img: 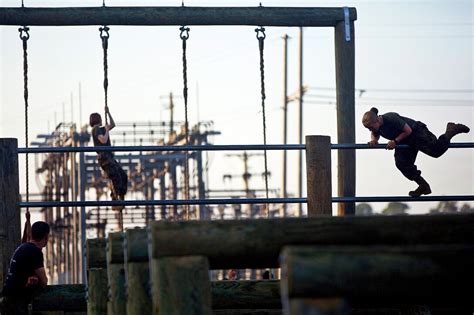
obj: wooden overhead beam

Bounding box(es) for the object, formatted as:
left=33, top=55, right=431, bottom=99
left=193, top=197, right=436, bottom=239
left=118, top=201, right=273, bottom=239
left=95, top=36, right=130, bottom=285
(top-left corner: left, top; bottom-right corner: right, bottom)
left=0, top=6, right=356, bottom=26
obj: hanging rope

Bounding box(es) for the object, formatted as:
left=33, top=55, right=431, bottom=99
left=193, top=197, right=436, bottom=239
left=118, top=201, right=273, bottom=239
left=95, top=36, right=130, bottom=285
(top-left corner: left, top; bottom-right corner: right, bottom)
left=99, top=26, right=110, bottom=124
left=255, top=26, right=270, bottom=217
left=180, top=25, right=191, bottom=220
left=19, top=25, right=31, bottom=242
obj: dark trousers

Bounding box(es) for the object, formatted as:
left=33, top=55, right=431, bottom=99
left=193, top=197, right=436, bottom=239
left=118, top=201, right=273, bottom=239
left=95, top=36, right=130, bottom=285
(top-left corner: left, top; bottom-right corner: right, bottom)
left=98, top=154, right=128, bottom=198
left=394, top=122, right=450, bottom=181
left=1, top=295, right=30, bottom=315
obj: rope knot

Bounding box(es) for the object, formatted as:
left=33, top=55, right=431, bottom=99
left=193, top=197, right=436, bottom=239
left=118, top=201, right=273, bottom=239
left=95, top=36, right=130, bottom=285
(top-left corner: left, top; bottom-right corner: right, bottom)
left=18, top=26, right=30, bottom=41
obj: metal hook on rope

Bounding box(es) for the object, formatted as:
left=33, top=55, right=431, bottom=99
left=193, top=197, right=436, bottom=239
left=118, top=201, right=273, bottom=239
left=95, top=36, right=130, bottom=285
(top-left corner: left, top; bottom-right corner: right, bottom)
left=99, top=26, right=110, bottom=124
left=179, top=25, right=191, bottom=219
left=255, top=26, right=270, bottom=217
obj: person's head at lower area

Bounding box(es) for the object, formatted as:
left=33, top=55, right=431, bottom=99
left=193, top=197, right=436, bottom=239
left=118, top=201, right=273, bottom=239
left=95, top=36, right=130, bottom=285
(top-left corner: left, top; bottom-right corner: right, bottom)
left=89, top=112, right=102, bottom=127
left=362, top=107, right=381, bottom=132
left=31, top=221, right=50, bottom=248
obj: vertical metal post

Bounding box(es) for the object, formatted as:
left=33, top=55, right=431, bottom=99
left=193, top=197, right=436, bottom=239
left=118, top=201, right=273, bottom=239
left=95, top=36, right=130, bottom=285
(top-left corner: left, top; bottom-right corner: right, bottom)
left=297, top=27, right=304, bottom=217
left=79, top=151, right=87, bottom=284
left=281, top=34, right=289, bottom=218
left=159, top=162, right=167, bottom=220
left=335, top=18, right=356, bottom=216
left=196, top=150, right=206, bottom=219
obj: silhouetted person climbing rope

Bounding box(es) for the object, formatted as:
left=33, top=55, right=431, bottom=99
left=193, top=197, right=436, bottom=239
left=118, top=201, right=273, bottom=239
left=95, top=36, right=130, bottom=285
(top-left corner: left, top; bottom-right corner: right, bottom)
left=362, top=107, right=470, bottom=197
left=90, top=107, right=128, bottom=211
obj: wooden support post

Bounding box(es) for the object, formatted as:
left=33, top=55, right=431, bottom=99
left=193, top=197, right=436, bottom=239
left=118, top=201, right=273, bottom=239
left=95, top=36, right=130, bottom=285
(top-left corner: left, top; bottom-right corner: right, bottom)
left=124, top=228, right=152, bottom=315
left=87, top=267, right=108, bottom=315
left=335, top=18, right=356, bottom=216
left=106, top=232, right=126, bottom=315
left=150, top=256, right=212, bottom=315
left=280, top=245, right=474, bottom=307
left=305, top=135, right=332, bottom=217
left=86, top=238, right=108, bottom=314
left=212, top=280, right=281, bottom=310
left=86, top=238, right=107, bottom=269
left=149, top=214, right=474, bottom=269
left=0, top=138, right=21, bottom=286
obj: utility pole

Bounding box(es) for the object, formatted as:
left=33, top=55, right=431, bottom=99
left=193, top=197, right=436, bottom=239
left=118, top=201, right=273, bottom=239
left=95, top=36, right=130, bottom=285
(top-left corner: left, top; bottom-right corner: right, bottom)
left=297, top=27, right=304, bottom=217
left=169, top=92, right=174, bottom=136
left=281, top=34, right=289, bottom=218
left=78, top=82, right=82, bottom=127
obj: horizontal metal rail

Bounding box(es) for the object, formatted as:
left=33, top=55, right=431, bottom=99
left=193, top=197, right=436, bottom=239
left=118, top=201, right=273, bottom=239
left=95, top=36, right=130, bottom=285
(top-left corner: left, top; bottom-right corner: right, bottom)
left=19, top=195, right=474, bottom=208
left=0, top=6, right=357, bottom=27
left=17, top=142, right=474, bottom=153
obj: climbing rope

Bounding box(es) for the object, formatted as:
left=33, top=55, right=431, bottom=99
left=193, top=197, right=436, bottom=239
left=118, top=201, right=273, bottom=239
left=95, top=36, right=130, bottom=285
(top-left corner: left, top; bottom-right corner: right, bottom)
left=19, top=25, right=31, bottom=242
left=180, top=25, right=190, bottom=219
left=99, top=26, right=110, bottom=124
left=255, top=26, right=270, bottom=217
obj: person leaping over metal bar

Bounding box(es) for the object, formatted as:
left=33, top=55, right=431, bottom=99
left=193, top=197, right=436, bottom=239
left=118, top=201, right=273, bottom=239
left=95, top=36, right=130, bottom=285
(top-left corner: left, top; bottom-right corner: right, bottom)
left=90, top=107, right=128, bottom=211
left=362, top=107, right=470, bottom=197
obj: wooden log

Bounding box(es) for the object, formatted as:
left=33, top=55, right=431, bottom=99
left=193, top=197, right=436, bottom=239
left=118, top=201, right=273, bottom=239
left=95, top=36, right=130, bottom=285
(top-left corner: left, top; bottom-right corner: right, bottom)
left=213, top=311, right=282, bottom=315
left=150, top=256, right=212, bottom=315
left=305, top=135, right=332, bottom=217
left=107, top=232, right=124, bottom=264
left=106, top=232, right=126, bottom=315
left=0, top=138, right=21, bottom=285
left=86, top=238, right=107, bottom=269
left=0, top=7, right=357, bottom=27
left=280, top=245, right=474, bottom=306
left=87, top=267, right=108, bottom=315
left=335, top=18, right=356, bottom=216
left=125, top=227, right=148, bottom=263
left=31, top=284, right=87, bottom=311
left=126, top=261, right=152, bottom=315
left=212, top=280, right=281, bottom=310
left=149, top=213, right=474, bottom=269
left=284, top=298, right=349, bottom=315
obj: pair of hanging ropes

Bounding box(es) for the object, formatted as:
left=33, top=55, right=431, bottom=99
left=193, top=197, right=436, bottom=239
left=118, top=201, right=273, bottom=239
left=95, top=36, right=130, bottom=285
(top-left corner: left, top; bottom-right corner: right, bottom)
left=19, top=25, right=32, bottom=242
left=179, top=27, right=269, bottom=218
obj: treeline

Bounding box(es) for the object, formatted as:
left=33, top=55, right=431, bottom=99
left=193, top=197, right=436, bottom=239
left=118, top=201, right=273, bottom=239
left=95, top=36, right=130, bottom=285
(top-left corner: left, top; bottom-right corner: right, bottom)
left=356, top=201, right=474, bottom=216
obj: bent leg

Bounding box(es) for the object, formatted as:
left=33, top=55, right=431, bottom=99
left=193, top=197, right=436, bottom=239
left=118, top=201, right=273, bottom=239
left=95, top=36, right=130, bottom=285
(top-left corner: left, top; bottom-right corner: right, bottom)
left=394, top=147, right=420, bottom=180
left=413, top=125, right=449, bottom=158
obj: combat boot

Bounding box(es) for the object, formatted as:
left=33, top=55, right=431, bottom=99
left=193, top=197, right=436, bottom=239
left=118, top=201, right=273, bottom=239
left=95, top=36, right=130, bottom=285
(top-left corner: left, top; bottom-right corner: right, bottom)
left=445, top=122, right=470, bottom=140
left=409, top=176, right=432, bottom=197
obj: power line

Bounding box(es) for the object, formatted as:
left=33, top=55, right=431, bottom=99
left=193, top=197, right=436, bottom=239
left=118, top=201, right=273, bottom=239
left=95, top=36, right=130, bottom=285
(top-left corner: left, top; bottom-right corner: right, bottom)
left=308, top=87, right=474, bottom=94
left=305, top=94, right=473, bottom=104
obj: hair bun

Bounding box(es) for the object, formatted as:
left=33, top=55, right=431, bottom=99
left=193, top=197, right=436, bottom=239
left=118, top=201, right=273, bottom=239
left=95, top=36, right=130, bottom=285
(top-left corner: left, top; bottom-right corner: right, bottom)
left=370, top=107, right=378, bottom=115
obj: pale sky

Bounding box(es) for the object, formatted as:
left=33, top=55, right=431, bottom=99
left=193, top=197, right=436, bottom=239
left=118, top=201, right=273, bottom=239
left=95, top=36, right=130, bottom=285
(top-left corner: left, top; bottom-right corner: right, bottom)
left=1, top=0, right=473, bottom=215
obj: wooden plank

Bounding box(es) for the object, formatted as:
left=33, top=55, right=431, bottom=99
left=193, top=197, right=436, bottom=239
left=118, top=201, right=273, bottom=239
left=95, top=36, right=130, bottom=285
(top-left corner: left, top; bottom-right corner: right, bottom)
left=0, top=138, right=21, bottom=285
left=335, top=19, right=356, bottom=216
left=126, top=261, right=152, bottom=315
left=150, top=256, right=212, bottom=315
left=107, top=232, right=124, bottom=264
left=31, top=284, right=87, bottom=311
left=149, top=214, right=474, bottom=268
left=280, top=245, right=474, bottom=306
left=0, top=7, right=357, bottom=27
left=87, top=268, right=108, bottom=315
left=86, top=238, right=107, bottom=269
left=305, top=135, right=332, bottom=217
